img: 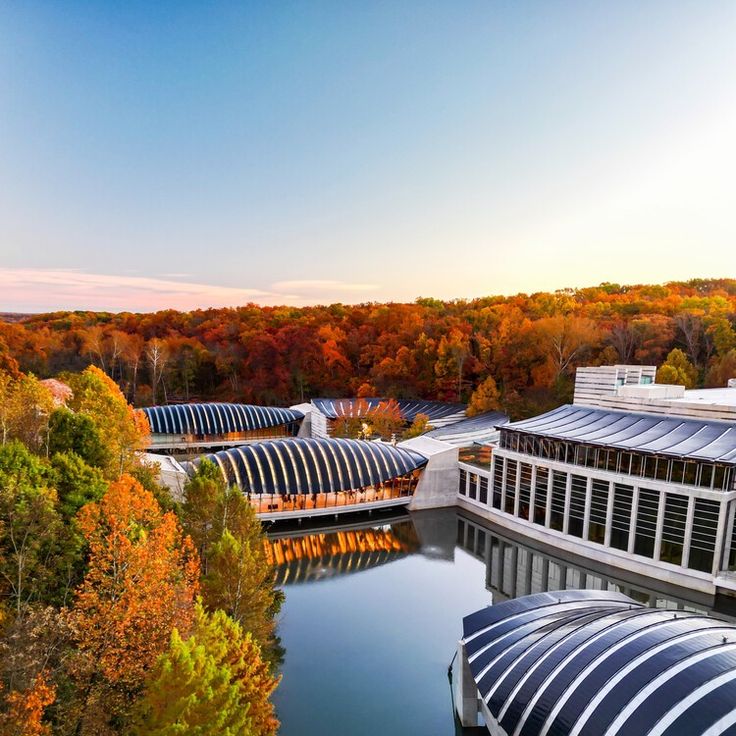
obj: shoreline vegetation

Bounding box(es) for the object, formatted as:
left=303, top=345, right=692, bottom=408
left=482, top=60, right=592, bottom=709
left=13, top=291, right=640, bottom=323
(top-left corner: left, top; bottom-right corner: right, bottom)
left=0, top=366, right=281, bottom=736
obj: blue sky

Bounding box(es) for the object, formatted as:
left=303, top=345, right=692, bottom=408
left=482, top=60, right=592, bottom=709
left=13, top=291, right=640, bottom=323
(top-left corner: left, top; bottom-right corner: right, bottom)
left=1, top=1, right=734, bottom=311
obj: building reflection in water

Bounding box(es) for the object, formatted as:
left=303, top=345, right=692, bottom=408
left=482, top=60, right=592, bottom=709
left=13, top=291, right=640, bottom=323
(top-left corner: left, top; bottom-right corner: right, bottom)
left=455, top=511, right=728, bottom=617
left=264, top=507, right=729, bottom=618
left=265, top=517, right=421, bottom=586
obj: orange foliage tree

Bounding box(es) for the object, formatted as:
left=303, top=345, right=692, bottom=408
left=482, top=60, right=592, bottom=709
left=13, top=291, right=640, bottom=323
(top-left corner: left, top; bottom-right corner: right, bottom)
left=71, top=475, right=199, bottom=729
left=0, top=671, right=56, bottom=736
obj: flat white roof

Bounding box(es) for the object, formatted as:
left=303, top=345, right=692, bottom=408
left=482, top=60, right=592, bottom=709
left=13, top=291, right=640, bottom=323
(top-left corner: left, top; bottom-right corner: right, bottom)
left=677, top=388, right=736, bottom=407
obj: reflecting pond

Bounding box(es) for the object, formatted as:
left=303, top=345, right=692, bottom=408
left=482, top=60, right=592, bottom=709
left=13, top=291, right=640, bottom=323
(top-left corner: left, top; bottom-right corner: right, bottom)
left=266, top=507, right=727, bottom=735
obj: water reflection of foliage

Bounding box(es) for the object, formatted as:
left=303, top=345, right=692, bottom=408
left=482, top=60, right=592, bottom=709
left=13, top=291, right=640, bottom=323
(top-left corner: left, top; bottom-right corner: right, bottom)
left=264, top=522, right=421, bottom=585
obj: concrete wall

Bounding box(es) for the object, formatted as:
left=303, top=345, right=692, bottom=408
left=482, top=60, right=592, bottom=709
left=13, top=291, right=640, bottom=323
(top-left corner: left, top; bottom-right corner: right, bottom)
left=455, top=641, right=482, bottom=729
left=590, top=393, right=736, bottom=422
left=144, top=453, right=189, bottom=502
left=289, top=402, right=313, bottom=438
left=400, top=436, right=459, bottom=510
left=573, top=365, right=657, bottom=405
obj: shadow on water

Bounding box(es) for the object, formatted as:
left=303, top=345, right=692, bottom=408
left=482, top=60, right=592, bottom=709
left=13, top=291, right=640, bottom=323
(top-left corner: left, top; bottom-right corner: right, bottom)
left=265, top=506, right=729, bottom=736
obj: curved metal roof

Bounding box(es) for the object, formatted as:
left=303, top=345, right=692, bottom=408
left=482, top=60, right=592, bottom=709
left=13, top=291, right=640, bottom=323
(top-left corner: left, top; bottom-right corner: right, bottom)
left=462, top=590, right=736, bottom=736
left=142, top=403, right=303, bottom=436
left=311, top=398, right=466, bottom=424
left=504, top=404, right=736, bottom=464
left=426, top=410, right=508, bottom=446
left=190, top=437, right=428, bottom=494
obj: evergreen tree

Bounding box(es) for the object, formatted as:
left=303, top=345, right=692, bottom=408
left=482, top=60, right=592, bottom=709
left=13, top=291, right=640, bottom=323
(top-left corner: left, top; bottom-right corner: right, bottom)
left=0, top=442, right=63, bottom=615
left=49, top=452, right=107, bottom=520
left=133, top=603, right=278, bottom=736
left=181, top=463, right=283, bottom=657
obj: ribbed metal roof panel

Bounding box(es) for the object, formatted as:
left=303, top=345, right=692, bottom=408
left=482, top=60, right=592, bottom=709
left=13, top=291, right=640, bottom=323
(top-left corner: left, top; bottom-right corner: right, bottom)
left=462, top=590, right=736, bottom=736
left=142, top=402, right=303, bottom=436
left=504, top=405, right=736, bottom=463
left=311, top=397, right=466, bottom=422
left=189, top=438, right=427, bottom=494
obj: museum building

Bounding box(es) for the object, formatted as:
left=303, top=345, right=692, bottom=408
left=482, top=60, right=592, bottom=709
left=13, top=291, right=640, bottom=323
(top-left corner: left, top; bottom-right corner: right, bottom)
left=458, top=366, right=736, bottom=595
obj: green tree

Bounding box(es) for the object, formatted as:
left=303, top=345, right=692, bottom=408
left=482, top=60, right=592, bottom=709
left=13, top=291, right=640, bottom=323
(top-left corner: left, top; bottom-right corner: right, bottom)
left=0, top=443, right=62, bottom=616
left=181, top=463, right=282, bottom=656
left=204, top=529, right=279, bottom=651
left=180, top=460, right=224, bottom=576
left=132, top=603, right=279, bottom=736
left=49, top=451, right=107, bottom=520
left=47, top=408, right=110, bottom=472
left=656, top=348, right=698, bottom=388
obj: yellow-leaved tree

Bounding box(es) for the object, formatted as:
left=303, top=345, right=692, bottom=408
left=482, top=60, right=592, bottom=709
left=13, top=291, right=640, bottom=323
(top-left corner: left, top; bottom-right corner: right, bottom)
left=64, top=366, right=149, bottom=478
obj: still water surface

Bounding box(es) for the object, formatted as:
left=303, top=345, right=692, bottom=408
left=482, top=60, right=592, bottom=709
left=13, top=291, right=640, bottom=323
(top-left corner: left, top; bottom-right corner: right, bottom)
left=266, top=508, right=724, bottom=736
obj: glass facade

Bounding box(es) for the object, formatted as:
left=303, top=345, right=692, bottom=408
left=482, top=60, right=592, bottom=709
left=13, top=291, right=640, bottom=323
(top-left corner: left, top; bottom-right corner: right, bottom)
left=475, top=449, right=730, bottom=577
left=248, top=470, right=420, bottom=514
left=499, top=429, right=735, bottom=492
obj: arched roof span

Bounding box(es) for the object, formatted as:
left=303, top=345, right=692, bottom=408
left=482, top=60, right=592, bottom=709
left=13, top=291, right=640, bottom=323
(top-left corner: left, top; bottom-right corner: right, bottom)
left=311, top=398, right=466, bottom=424
left=191, top=437, right=428, bottom=494
left=142, top=403, right=303, bottom=436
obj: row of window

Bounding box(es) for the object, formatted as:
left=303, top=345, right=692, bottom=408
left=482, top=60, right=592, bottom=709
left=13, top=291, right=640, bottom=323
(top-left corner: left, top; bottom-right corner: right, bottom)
left=498, top=429, right=735, bottom=492
left=455, top=517, right=705, bottom=614
left=459, top=459, right=725, bottom=574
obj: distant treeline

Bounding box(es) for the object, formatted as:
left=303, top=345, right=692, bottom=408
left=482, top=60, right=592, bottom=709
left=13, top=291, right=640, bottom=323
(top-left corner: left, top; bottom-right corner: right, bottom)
left=2, top=278, right=735, bottom=419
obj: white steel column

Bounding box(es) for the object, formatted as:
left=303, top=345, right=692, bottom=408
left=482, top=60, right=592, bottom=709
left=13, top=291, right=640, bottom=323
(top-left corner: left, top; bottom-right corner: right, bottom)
left=545, top=469, right=553, bottom=528
left=604, top=480, right=614, bottom=548
left=713, top=501, right=736, bottom=575
left=583, top=475, right=593, bottom=540
left=488, top=454, right=496, bottom=507
left=714, top=497, right=733, bottom=575
left=562, top=473, right=572, bottom=535
left=501, top=456, right=508, bottom=513
left=654, top=490, right=666, bottom=561
left=513, top=463, right=522, bottom=517
left=681, top=495, right=696, bottom=569
left=628, top=486, right=640, bottom=555
left=529, top=464, right=538, bottom=519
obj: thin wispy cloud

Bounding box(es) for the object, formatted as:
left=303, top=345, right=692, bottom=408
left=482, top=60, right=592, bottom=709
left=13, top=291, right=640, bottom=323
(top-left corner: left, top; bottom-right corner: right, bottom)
left=0, top=269, right=381, bottom=313
left=0, top=268, right=292, bottom=312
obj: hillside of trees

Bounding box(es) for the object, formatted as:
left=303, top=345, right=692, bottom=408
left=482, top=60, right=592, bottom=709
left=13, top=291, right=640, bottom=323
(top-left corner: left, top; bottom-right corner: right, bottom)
left=1, top=279, right=735, bottom=419
left=0, top=367, right=282, bottom=735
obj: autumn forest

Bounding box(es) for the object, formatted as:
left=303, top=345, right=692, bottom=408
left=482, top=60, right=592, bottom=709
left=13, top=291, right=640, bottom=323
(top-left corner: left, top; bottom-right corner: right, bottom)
left=2, top=279, right=736, bottom=419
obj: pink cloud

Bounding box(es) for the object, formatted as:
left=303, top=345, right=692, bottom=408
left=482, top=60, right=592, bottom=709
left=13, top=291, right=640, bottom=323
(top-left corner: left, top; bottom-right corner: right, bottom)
left=0, top=268, right=296, bottom=312
left=0, top=269, right=382, bottom=313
